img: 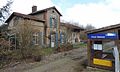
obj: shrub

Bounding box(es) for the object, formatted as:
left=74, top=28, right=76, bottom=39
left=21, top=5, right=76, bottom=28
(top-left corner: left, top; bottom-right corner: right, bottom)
left=56, top=43, right=73, bottom=52
left=31, top=47, right=42, bottom=62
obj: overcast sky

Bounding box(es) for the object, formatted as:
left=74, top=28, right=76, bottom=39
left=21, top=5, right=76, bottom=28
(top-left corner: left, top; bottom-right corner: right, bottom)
left=1, top=0, right=120, bottom=28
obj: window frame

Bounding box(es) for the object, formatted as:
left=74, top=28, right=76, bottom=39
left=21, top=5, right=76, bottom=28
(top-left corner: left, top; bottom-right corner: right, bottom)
left=33, top=32, right=39, bottom=45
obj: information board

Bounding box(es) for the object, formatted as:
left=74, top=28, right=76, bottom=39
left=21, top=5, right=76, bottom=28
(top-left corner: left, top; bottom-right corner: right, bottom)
left=88, top=33, right=117, bottom=39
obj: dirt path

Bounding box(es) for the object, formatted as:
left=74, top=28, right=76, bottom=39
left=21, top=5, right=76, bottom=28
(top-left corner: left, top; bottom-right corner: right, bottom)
left=24, top=58, right=75, bottom=72
left=0, top=47, right=111, bottom=72
left=23, top=48, right=87, bottom=72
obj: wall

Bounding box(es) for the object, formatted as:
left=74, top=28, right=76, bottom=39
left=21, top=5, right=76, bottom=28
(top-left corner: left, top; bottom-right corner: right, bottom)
left=8, top=16, right=44, bottom=46
left=46, top=8, right=60, bottom=47
left=32, top=12, right=45, bottom=20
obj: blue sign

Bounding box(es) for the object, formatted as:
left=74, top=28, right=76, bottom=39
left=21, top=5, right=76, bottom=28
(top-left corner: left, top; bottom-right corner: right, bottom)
left=88, top=33, right=118, bottom=39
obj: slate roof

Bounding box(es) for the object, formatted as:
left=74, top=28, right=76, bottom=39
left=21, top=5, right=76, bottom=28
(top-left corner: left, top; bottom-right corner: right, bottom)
left=29, top=6, right=62, bottom=16
left=61, top=22, right=84, bottom=30
left=5, top=12, right=45, bottom=23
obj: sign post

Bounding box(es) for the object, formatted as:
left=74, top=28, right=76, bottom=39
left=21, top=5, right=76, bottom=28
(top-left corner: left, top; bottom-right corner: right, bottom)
left=87, top=32, right=119, bottom=71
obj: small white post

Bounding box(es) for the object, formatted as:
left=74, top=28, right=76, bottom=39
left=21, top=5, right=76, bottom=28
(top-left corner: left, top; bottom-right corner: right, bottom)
left=113, top=46, right=119, bottom=72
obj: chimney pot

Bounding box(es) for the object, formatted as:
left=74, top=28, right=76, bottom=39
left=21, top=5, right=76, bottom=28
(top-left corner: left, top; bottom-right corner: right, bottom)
left=32, top=6, right=37, bottom=13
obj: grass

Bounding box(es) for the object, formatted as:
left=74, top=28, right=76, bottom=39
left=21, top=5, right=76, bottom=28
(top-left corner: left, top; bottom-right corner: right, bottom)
left=40, top=48, right=55, bottom=55
left=40, top=42, right=87, bottom=56
left=73, top=42, right=87, bottom=49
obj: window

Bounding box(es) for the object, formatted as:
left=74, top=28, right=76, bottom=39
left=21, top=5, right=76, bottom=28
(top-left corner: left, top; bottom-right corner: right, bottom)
left=10, top=34, right=16, bottom=45
left=50, top=14, right=57, bottom=28
left=51, top=34, right=55, bottom=47
left=93, top=41, right=115, bottom=59
left=103, top=41, right=115, bottom=53
left=93, top=41, right=102, bottom=50
left=52, top=17, right=57, bottom=28
left=52, top=18, right=55, bottom=27
left=9, top=34, right=17, bottom=49
left=39, top=32, right=43, bottom=45
left=33, top=33, right=39, bottom=45
left=60, top=34, right=64, bottom=43
left=51, top=35, right=55, bottom=42
left=93, top=41, right=102, bottom=58
left=102, top=41, right=115, bottom=59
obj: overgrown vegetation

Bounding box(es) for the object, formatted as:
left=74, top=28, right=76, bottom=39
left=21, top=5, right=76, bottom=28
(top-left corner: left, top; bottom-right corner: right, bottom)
left=15, top=20, right=34, bottom=59
left=0, top=1, right=13, bottom=68
left=0, top=19, right=41, bottom=68
left=0, top=38, right=86, bottom=68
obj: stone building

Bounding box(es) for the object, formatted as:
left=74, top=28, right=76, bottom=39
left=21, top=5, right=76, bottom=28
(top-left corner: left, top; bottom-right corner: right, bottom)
left=5, top=6, right=84, bottom=48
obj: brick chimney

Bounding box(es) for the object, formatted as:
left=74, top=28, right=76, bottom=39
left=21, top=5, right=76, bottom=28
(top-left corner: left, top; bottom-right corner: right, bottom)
left=32, top=6, right=37, bottom=13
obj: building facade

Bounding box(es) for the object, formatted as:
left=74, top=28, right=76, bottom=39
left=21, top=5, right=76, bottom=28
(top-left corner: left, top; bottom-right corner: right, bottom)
left=5, top=6, right=84, bottom=48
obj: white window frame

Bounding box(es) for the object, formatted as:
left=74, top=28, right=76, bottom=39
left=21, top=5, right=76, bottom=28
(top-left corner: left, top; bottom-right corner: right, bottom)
left=33, top=33, right=39, bottom=45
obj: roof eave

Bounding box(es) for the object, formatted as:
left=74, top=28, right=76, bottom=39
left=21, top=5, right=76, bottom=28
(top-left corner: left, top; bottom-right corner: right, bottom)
left=5, top=12, right=45, bottom=23
left=86, top=24, right=120, bottom=34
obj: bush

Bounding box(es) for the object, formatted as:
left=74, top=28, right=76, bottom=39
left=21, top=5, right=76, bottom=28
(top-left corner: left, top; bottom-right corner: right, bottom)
left=56, top=43, right=73, bottom=52
left=31, top=47, right=42, bottom=62
left=0, top=50, right=13, bottom=68
left=0, top=46, right=43, bottom=68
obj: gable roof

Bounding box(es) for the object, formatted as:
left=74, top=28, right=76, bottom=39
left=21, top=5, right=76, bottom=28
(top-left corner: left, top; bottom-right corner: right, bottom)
left=5, top=12, right=45, bottom=23
left=61, top=22, right=84, bottom=30
left=86, top=23, right=120, bottom=34
left=29, top=6, right=62, bottom=16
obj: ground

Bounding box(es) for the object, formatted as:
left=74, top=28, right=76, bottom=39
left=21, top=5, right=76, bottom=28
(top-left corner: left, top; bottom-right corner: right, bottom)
left=0, top=47, right=112, bottom=72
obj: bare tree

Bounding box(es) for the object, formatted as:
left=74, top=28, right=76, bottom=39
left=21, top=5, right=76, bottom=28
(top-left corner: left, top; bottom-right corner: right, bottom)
left=85, top=24, right=95, bottom=30
left=0, top=0, right=13, bottom=23
left=16, top=20, right=33, bottom=49
left=79, top=31, right=87, bottom=41
left=14, top=19, right=34, bottom=59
